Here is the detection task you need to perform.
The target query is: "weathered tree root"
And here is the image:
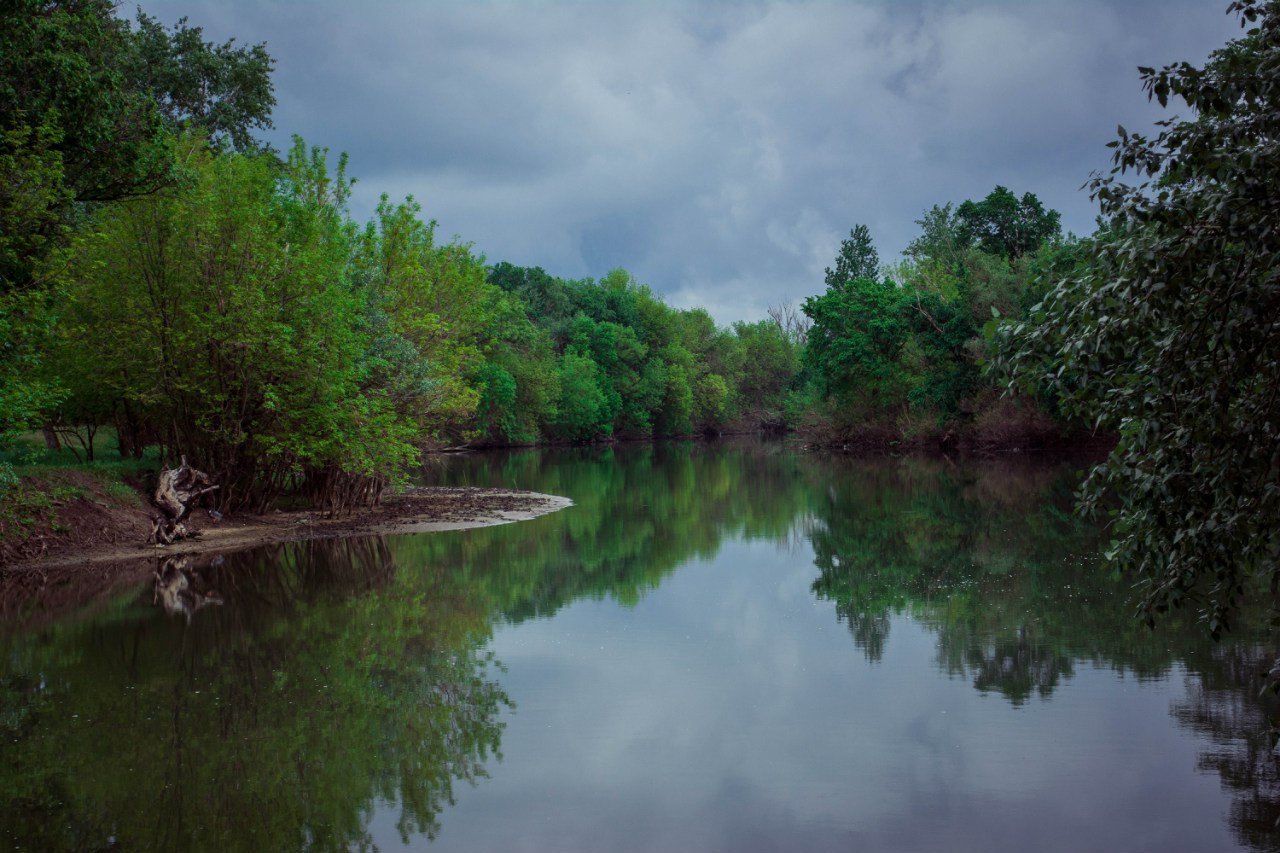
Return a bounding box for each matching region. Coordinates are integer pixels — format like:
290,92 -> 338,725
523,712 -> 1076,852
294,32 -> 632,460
148,455 -> 219,546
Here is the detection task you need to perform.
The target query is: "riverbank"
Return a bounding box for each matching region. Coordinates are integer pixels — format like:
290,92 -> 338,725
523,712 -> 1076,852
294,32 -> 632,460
0,477 -> 571,629
1,471 -> 571,571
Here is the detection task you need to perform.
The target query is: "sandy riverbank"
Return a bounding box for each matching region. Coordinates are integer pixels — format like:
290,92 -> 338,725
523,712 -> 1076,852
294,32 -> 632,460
4,486 -> 571,572
0,486 -> 571,628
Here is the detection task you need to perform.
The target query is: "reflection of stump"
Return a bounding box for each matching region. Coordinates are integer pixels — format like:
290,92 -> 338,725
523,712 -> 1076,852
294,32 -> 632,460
149,456 -> 219,545
153,555 -> 224,622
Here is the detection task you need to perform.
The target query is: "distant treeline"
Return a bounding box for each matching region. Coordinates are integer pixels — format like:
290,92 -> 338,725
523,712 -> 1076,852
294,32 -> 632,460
482,181 -> 1083,453
792,187 -> 1079,450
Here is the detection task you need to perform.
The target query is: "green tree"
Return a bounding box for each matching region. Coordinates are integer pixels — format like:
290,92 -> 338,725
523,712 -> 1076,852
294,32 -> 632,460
127,11 -> 276,153
801,276 -> 910,413
51,138 -> 415,511
825,223 -> 880,287
655,347 -> 695,436
475,291 -> 559,445
904,203 -> 966,273
0,1 -> 275,481
955,186 -> 1061,260
481,262 -> 739,441
550,351 -> 610,442
732,319 -> 799,429
356,194 -> 496,442
990,0 -> 1280,637
0,1 -> 275,292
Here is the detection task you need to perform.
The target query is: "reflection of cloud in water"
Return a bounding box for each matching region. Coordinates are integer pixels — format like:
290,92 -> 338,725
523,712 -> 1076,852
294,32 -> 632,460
422,538 -> 1242,852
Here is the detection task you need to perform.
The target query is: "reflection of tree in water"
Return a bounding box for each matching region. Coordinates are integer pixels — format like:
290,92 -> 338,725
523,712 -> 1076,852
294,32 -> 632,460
1173,645 -> 1280,852
411,440 -> 816,622
0,536 -> 510,852
805,454 -> 1280,849
950,627 -> 1074,706
808,456 -> 1094,677
805,455 -> 1218,704
846,610 -> 891,663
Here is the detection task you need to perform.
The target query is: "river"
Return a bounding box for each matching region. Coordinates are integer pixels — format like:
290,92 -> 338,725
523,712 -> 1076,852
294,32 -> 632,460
2,440 -> 1277,852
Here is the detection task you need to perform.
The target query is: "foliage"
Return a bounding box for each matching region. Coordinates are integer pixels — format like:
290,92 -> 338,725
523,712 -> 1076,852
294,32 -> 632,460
549,350 -> 611,442
989,0 -> 1280,637
49,139 -> 418,511
904,203 -> 967,273
956,185 -> 1062,260
481,263 -> 757,443
802,273 -> 911,413
355,194 -> 496,442
0,0 -> 275,478
475,291 -> 559,444
0,0 -> 275,292
796,198 -> 1069,444
128,11 -> 276,153
825,223 -> 881,287
732,319 -> 800,428
0,290 -> 63,469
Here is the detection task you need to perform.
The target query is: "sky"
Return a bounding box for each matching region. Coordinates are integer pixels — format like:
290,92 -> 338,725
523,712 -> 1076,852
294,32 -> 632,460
139,0 -> 1242,324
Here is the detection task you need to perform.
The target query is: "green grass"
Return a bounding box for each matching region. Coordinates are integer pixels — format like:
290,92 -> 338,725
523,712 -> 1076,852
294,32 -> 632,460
1,430 -> 157,549
3,430 -> 160,480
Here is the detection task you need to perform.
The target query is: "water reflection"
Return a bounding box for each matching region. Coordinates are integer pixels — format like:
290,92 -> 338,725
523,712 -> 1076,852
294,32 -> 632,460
1,442 -> 1279,851
417,441 -> 814,621
1,538 -> 508,852
153,553 -> 226,621
806,456 -> 1190,697
1173,646 -> 1280,851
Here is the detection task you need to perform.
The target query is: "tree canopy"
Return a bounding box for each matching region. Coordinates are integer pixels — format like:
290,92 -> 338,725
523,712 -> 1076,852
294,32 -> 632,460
955,185 -> 1061,260
824,224 -> 881,288
990,0 -> 1280,636
0,1 -> 276,476
0,0 -> 275,292
796,201 -> 1069,446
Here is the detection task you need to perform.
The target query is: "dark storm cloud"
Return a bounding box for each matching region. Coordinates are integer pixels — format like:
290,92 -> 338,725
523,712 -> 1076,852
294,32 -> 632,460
138,0 -> 1242,322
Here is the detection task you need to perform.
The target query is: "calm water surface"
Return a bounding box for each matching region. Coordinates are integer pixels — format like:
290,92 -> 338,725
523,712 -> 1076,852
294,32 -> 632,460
3,441 -> 1278,852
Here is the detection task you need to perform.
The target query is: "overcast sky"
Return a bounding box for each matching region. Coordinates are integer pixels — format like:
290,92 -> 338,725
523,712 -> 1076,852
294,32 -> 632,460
140,0 -> 1241,324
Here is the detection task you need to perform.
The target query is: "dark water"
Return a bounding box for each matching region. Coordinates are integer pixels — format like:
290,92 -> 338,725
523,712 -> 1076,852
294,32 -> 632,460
3,441 -> 1279,852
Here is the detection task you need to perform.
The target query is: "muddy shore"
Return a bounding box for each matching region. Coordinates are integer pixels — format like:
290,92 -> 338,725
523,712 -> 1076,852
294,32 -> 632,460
0,486 -> 571,629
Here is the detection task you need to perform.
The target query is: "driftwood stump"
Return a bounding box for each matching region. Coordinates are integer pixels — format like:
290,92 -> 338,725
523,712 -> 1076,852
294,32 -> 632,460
149,456 -> 219,545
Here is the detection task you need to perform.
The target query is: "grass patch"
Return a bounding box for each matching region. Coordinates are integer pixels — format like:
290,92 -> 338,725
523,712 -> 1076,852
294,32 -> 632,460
1,433 -> 157,551
0,478 -> 63,545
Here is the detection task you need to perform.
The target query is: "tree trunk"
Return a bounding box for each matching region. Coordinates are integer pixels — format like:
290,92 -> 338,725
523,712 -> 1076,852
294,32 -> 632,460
149,456 -> 219,545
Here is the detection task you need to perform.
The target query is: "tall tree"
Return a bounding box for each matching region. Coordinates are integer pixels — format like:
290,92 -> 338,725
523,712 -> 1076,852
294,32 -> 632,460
802,276 -> 910,412
956,186 -> 1060,260
128,11 -> 276,153
0,0 -> 275,291
0,1 -> 274,466
824,224 -> 880,289
990,0 -> 1280,637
